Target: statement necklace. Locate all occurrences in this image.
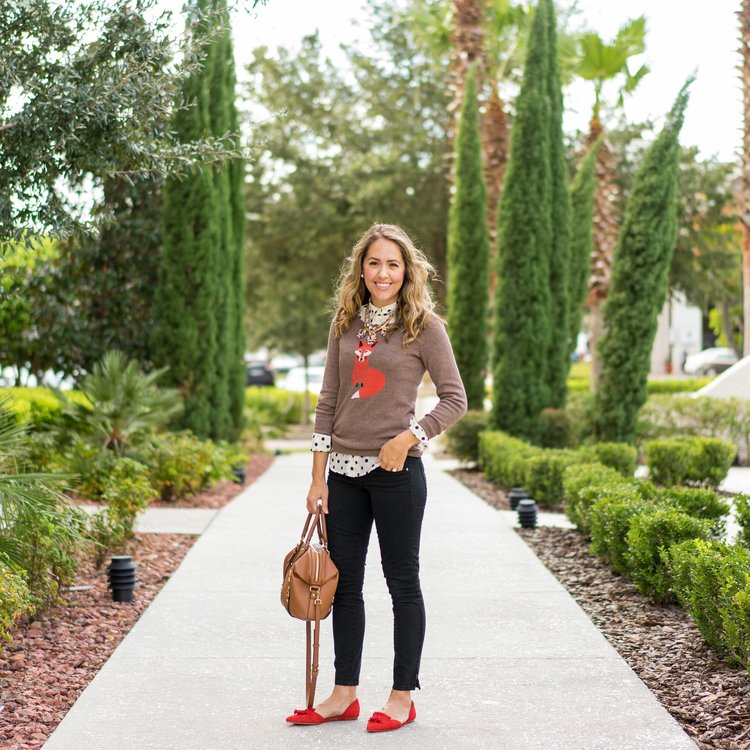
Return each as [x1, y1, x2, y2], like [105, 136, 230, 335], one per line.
[357, 304, 396, 345]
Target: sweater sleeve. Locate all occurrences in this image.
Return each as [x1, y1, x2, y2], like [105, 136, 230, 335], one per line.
[416, 316, 468, 440]
[313, 320, 340, 436]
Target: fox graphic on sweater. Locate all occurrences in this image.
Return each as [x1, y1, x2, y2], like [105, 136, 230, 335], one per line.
[351, 340, 386, 399]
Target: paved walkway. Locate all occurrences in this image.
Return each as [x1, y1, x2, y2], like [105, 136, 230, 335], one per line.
[43, 452, 696, 750]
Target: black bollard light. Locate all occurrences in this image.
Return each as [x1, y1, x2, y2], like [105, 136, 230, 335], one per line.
[517, 498, 538, 529]
[107, 555, 138, 602]
[507, 487, 529, 511]
[232, 466, 246, 484]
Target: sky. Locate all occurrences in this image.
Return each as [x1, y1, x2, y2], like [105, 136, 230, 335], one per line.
[223, 0, 743, 163]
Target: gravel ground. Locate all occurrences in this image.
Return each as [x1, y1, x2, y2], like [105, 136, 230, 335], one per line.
[0, 453, 274, 750]
[454, 468, 750, 750]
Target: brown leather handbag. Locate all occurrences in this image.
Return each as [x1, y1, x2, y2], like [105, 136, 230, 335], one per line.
[281, 504, 339, 708]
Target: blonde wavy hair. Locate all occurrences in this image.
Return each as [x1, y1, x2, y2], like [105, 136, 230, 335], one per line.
[332, 223, 438, 347]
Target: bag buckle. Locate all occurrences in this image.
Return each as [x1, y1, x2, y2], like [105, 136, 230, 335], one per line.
[310, 585, 321, 605]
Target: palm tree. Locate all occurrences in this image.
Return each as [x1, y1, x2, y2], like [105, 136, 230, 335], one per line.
[741, 0, 750, 356]
[573, 17, 649, 390]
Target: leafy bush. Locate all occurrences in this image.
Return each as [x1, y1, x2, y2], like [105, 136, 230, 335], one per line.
[9, 505, 90, 605]
[538, 408, 575, 449]
[444, 410, 487, 463]
[644, 436, 736, 487]
[561, 462, 629, 533]
[588, 494, 658, 572]
[136, 431, 234, 501]
[522, 450, 581, 507]
[657, 486, 729, 540]
[579, 442, 637, 478]
[624, 508, 712, 603]
[478, 431, 539, 488]
[0, 554, 35, 651]
[637, 394, 750, 465]
[734, 494, 750, 549]
[54, 439, 117, 500]
[665, 539, 750, 667]
[90, 458, 157, 566]
[643, 439, 691, 486]
[563, 391, 597, 444]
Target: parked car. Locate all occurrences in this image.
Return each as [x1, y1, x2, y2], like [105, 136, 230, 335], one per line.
[281, 365, 325, 394]
[683, 347, 739, 376]
[246, 362, 275, 387]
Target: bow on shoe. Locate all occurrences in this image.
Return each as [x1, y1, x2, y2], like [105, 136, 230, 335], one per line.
[293, 708, 318, 716]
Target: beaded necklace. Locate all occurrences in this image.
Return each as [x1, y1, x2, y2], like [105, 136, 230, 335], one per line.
[357, 304, 396, 345]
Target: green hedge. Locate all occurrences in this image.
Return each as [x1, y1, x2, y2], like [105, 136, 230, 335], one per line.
[561, 462, 630, 534]
[478, 431, 539, 488]
[579, 442, 637, 477]
[444, 410, 487, 463]
[665, 539, 750, 670]
[2, 387, 88, 428]
[644, 436, 736, 487]
[735, 494, 750, 549]
[588, 494, 659, 573]
[624, 509, 713, 603]
[245, 386, 318, 426]
[523, 450, 581, 507]
[657, 486, 729, 540]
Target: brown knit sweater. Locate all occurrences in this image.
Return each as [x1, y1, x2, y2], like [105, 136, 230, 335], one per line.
[314, 313, 468, 457]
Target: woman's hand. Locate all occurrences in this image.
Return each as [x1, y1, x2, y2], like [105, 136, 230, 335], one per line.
[307, 478, 329, 514]
[378, 430, 419, 472]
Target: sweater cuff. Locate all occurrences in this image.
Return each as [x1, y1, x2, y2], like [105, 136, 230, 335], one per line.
[410, 417, 429, 453]
[311, 433, 331, 452]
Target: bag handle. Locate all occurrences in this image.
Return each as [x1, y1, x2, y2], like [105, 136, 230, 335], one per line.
[299, 502, 330, 549]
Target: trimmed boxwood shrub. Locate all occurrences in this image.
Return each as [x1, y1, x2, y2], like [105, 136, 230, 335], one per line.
[734, 494, 750, 549]
[665, 538, 750, 668]
[561, 462, 629, 533]
[522, 450, 582, 507]
[657, 486, 729, 540]
[579, 442, 637, 478]
[444, 409, 487, 463]
[588, 494, 659, 573]
[644, 436, 736, 487]
[624, 508, 713, 603]
[478, 431, 539, 487]
[3, 387, 88, 428]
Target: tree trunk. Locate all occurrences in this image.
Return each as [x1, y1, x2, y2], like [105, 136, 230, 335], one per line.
[589, 302, 604, 392]
[585, 116, 620, 390]
[741, 0, 750, 355]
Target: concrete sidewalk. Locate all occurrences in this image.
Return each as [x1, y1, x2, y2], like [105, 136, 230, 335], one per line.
[44, 453, 696, 750]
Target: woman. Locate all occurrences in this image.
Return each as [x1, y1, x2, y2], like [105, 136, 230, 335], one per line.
[286, 223, 467, 733]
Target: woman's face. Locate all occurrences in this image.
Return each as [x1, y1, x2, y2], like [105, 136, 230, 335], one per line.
[362, 238, 405, 307]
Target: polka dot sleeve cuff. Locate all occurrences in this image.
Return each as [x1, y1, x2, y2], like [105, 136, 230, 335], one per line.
[311, 433, 332, 453]
[409, 417, 429, 453]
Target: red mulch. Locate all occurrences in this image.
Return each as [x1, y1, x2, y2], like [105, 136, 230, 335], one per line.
[0, 453, 274, 750]
[454, 468, 750, 750]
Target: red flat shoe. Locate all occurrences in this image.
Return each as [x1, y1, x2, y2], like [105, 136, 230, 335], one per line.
[366, 702, 416, 732]
[286, 699, 360, 725]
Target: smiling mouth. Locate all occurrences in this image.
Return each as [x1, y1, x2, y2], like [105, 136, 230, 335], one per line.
[375, 282, 391, 288]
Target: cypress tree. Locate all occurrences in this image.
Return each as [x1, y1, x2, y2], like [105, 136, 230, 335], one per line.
[567, 140, 601, 362]
[543, 0, 571, 408]
[595, 84, 691, 443]
[151, 5, 220, 438]
[490, 1, 551, 441]
[226, 21, 246, 440]
[447, 64, 490, 410]
[207, 6, 233, 440]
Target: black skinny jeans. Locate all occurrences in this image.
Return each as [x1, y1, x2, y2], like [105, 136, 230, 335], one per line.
[326, 455, 427, 691]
